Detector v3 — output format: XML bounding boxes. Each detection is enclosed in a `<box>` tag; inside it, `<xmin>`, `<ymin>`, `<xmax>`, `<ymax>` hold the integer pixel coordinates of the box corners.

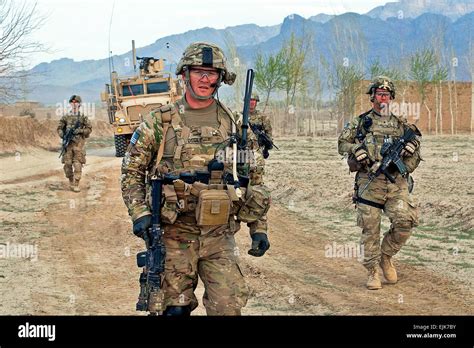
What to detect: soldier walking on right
<box><xmin>338</xmin><ymin>76</ymin><xmax>422</xmax><ymax>290</ymax></box>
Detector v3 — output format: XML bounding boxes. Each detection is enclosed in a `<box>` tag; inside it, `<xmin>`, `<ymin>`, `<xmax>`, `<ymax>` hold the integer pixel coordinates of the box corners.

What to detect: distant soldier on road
<box><xmin>57</xmin><ymin>95</ymin><xmax>92</xmax><ymax>192</ymax></box>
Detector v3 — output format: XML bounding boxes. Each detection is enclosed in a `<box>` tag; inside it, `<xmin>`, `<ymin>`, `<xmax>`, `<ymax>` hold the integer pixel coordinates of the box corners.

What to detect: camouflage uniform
<box><xmin>57</xmin><ymin>97</ymin><xmax>92</xmax><ymax>191</ymax></box>
<box><xmin>248</xmin><ymin>93</ymin><xmax>273</xmax><ymax>185</ymax></box>
<box><xmin>338</xmin><ymin>76</ymin><xmax>422</xmax><ymax>288</ymax></box>
<box><xmin>121</xmin><ymin>43</ymin><xmax>270</xmax><ymax>315</ymax></box>
<box><xmin>249</xmin><ymin>93</ymin><xmax>273</xmax><ymax>140</ymax></box>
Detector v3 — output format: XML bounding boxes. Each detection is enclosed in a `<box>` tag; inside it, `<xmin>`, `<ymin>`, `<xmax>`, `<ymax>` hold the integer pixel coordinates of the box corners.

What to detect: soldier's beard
<box><xmin>374</xmin><ymin>101</ymin><xmax>390</xmax><ymax>116</ymax></box>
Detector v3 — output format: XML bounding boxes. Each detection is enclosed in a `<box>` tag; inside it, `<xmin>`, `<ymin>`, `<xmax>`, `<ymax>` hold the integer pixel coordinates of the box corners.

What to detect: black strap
<box><xmin>355</xmin><ymin>109</ymin><xmax>373</xmax><ymax>141</ymax></box>
<box><xmin>355</xmin><ymin>196</ymin><xmax>385</xmax><ymax>210</ymax></box>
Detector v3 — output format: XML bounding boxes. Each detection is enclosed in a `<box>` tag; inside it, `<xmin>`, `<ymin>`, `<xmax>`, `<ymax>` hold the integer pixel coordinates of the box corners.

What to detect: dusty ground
<box><xmin>0</xmin><ymin>135</ymin><xmax>472</xmax><ymax>315</ymax></box>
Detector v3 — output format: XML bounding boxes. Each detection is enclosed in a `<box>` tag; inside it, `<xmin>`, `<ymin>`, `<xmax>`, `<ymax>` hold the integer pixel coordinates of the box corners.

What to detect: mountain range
<box><xmin>23</xmin><ymin>0</ymin><xmax>474</xmax><ymax>104</ymax></box>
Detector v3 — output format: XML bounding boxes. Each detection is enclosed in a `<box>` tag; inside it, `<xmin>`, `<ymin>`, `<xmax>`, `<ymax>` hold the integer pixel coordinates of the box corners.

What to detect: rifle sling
<box><xmin>355</xmin><ymin>196</ymin><xmax>385</xmax><ymax>210</ymax></box>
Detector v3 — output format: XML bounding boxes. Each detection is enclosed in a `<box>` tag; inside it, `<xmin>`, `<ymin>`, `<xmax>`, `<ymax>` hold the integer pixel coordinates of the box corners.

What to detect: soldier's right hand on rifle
<box><xmin>400</xmin><ymin>139</ymin><xmax>419</xmax><ymax>157</ymax></box>
<box><xmin>133</xmin><ymin>215</ymin><xmax>152</xmax><ymax>242</ymax></box>
<box><xmin>353</xmin><ymin>145</ymin><xmax>369</xmax><ymax>163</ymax></box>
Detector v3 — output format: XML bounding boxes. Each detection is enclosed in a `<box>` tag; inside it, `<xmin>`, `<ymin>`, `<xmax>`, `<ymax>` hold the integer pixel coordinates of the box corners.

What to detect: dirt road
<box><xmin>0</xmin><ymin>136</ymin><xmax>472</xmax><ymax>315</ymax></box>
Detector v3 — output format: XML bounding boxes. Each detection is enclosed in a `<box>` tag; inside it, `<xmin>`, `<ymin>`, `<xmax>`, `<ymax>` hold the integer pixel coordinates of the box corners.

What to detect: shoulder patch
<box><xmin>130</xmin><ymin>129</ymin><xmax>140</xmax><ymax>145</ymax></box>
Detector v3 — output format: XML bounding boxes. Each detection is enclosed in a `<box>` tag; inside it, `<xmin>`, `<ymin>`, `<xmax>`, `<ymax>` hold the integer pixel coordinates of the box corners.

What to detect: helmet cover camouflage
<box><xmin>69</xmin><ymin>95</ymin><xmax>82</xmax><ymax>103</ymax></box>
<box><xmin>175</xmin><ymin>42</ymin><xmax>236</xmax><ymax>85</ymax></box>
<box><xmin>366</xmin><ymin>76</ymin><xmax>395</xmax><ymax>99</ymax></box>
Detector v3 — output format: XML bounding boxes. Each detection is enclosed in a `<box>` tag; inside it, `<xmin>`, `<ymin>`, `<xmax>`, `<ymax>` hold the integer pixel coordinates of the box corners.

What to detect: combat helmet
<box><xmin>366</xmin><ymin>76</ymin><xmax>395</xmax><ymax>101</ymax></box>
<box><xmin>250</xmin><ymin>92</ymin><xmax>260</xmax><ymax>102</ymax></box>
<box><xmin>69</xmin><ymin>95</ymin><xmax>82</xmax><ymax>103</ymax></box>
<box><xmin>175</xmin><ymin>42</ymin><xmax>236</xmax><ymax>100</ymax></box>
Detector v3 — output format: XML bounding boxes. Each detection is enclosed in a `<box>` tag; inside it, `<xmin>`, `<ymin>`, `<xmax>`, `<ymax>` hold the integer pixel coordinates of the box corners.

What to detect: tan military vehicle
<box><xmin>101</xmin><ymin>41</ymin><xmax>183</xmax><ymax>156</ymax></box>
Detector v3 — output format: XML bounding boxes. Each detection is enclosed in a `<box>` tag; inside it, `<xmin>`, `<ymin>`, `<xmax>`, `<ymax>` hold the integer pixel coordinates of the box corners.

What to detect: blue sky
<box><xmin>29</xmin><ymin>0</ymin><xmax>391</xmax><ymax>66</ymax></box>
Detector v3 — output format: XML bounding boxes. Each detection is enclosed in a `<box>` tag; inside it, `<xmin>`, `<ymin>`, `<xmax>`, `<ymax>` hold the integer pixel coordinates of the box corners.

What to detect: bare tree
<box><xmin>466</xmin><ymin>38</ymin><xmax>474</xmax><ymax>134</ymax></box>
<box><xmin>281</xmin><ymin>32</ymin><xmax>311</xmax><ymax>111</ymax></box>
<box><xmin>368</xmin><ymin>59</ymin><xmax>403</xmax><ymax>82</ymax></box>
<box><xmin>326</xmin><ymin>15</ymin><xmax>368</xmax><ymax>131</ymax></box>
<box><xmin>223</xmin><ymin>32</ymin><xmax>246</xmax><ymax>108</ymax></box>
<box><xmin>0</xmin><ymin>1</ymin><xmax>46</xmax><ymax>101</ymax></box>
<box><xmin>409</xmin><ymin>48</ymin><xmax>446</xmax><ymax>134</ymax></box>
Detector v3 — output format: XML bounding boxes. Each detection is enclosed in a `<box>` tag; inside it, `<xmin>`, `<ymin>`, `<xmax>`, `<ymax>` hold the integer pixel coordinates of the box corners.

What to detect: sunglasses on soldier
<box><xmin>375</xmin><ymin>92</ymin><xmax>391</xmax><ymax>98</ymax></box>
<box><xmin>189</xmin><ymin>68</ymin><xmax>220</xmax><ymax>80</ymax></box>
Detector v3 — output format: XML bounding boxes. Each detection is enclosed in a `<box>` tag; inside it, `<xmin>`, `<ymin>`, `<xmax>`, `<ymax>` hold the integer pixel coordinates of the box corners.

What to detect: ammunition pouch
<box><xmin>196</xmin><ymin>189</ymin><xmax>231</xmax><ymax>226</ymax></box>
<box><xmin>157</xmin><ymin>171</ymin><xmax>268</xmax><ymax>227</ymax></box>
<box><xmin>161</xmin><ymin>184</ymin><xmax>178</xmax><ymax>224</ymax></box>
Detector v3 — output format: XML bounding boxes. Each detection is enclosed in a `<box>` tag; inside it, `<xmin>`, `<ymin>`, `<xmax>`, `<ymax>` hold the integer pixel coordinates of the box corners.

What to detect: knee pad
<box><xmin>163</xmin><ymin>305</ymin><xmax>191</xmax><ymax>316</ymax></box>
<box><xmin>392</xmin><ymin>220</ymin><xmax>413</xmax><ymax>233</ymax></box>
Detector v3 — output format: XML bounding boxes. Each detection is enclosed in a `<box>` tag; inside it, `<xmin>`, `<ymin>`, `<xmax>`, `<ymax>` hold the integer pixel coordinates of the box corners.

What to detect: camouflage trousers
<box><xmin>61</xmin><ymin>139</ymin><xmax>86</xmax><ymax>182</ymax></box>
<box><xmin>161</xmin><ymin>217</ymin><xmax>249</xmax><ymax>315</ymax></box>
<box><xmin>356</xmin><ymin>172</ymin><xmax>419</xmax><ymax>269</ymax></box>
<box><xmin>249</xmin><ymin>150</ymin><xmax>266</xmax><ymax>185</ymax></box>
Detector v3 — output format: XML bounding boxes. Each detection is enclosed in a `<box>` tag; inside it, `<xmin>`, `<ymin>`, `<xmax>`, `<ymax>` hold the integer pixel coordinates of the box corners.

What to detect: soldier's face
<box><xmin>250</xmin><ymin>99</ymin><xmax>257</xmax><ymax>112</ymax></box>
<box><xmin>373</xmin><ymin>88</ymin><xmax>392</xmax><ymax>111</ymax></box>
<box><xmin>187</xmin><ymin>66</ymin><xmax>219</xmax><ymax>98</ymax></box>
<box><xmin>70</xmin><ymin>101</ymin><xmax>80</xmax><ymax>113</ymax></box>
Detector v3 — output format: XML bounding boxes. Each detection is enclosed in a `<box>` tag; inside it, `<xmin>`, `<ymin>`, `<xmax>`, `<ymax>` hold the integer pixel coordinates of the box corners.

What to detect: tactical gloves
<box><xmin>133</xmin><ymin>215</ymin><xmax>152</xmax><ymax>241</ymax></box>
<box><xmin>353</xmin><ymin>145</ymin><xmax>368</xmax><ymax>162</ymax></box>
<box><xmin>401</xmin><ymin>140</ymin><xmax>419</xmax><ymax>157</ymax></box>
<box><xmin>248</xmin><ymin>232</ymin><xmax>270</xmax><ymax>257</ymax></box>
<box><xmin>73</xmin><ymin>128</ymin><xmax>83</xmax><ymax>135</ymax></box>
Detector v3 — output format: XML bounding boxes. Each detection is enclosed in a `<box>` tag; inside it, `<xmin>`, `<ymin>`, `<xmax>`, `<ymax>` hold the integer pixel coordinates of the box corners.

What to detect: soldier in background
<box><xmin>57</xmin><ymin>95</ymin><xmax>92</xmax><ymax>192</ymax></box>
<box><xmin>248</xmin><ymin>92</ymin><xmax>273</xmax><ymax>185</ymax></box>
<box><xmin>249</xmin><ymin>92</ymin><xmax>273</xmax><ymax>141</ymax></box>
<box><xmin>121</xmin><ymin>42</ymin><xmax>271</xmax><ymax>316</ymax></box>
<box><xmin>338</xmin><ymin>76</ymin><xmax>422</xmax><ymax>290</ymax></box>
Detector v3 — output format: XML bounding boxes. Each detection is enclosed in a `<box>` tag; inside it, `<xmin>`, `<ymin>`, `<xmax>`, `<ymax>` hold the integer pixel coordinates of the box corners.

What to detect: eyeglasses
<box><xmin>189</xmin><ymin>69</ymin><xmax>220</xmax><ymax>80</ymax></box>
<box><xmin>375</xmin><ymin>92</ymin><xmax>391</xmax><ymax>98</ymax></box>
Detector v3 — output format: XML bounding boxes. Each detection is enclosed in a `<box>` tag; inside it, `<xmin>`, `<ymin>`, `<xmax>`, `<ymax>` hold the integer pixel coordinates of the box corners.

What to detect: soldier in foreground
<box><xmin>121</xmin><ymin>42</ymin><xmax>271</xmax><ymax>315</ymax></box>
<box><xmin>338</xmin><ymin>76</ymin><xmax>422</xmax><ymax>290</ymax></box>
<box><xmin>57</xmin><ymin>95</ymin><xmax>92</xmax><ymax>192</ymax></box>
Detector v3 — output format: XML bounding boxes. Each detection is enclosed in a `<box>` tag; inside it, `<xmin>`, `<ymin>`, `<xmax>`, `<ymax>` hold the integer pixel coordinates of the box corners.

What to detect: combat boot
<box><xmin>72</xmin><ymin>180</ymin><xmax>81</xmax><ymax>192</ymax></box>
<box><xmin>380</xmin><ymin>253</ymin><xmax>397</xmax><ymax>284</ymax></box>
<box><xmin>366</xmin><ymin>267</ymin><xmax>382</xmax><ymax>290</ymax></box>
